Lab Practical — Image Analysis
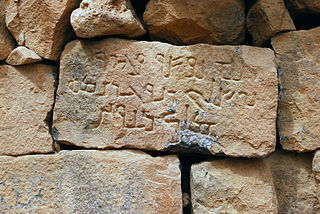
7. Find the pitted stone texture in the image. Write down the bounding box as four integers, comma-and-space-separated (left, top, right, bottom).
4, 0, 80, 61
313, 150, 320, 182
190, 159, 278, 214
272, 27, 320, 152
266, 150, 320, 213
6, 46, 42, 65
286, 0, 320, 14
0, 150, 182, 213
0, 64, 55, 155
143, 0, 245, 45
54, 38, 277, 157
247, 0, 296, 46
0, 0, 16, 60
71, 0, 146, 38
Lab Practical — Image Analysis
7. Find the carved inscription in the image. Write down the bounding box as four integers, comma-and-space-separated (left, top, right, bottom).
66, 48, 256, 136
68, 75, 97, 94
54, 39, 277, 156
155, 53, 204, 79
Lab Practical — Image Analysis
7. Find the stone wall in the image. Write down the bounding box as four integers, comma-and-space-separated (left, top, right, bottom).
0, 0, 319, 213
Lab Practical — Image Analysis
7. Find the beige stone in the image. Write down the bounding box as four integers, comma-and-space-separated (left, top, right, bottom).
4, 0, 81, 61
190, 159, 278, 213
6, 46, 42, 65
0, 64, 55, 155
247, 0, 296, 46
143, 0, 246, 45
0, 0, 16, 60
313, 150, 320, 182
313, 151, 320, 214
266, 150, 320, 213
286, 0, 320, 14
53, 38, 278, 157
271, 27, 320, 152
0, 150, 182, 213
71, 0, 146, 38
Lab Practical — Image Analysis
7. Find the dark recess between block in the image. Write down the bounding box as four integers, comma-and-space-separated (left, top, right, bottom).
180, 156, 193, 214
43, 62, 59, 133
276, 69, 283, 151
245, 0, 258, 14
290, 12, 320, 30
131, 0, 149, 21
284, 0, 320, 30
43, 60, 60, 152
130, 0, 150, 41
244, 0, 258, 46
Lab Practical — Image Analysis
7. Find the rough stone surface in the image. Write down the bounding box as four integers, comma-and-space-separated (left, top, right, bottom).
53, 38, 278, 157
313, 150, 320, 182
266, 150, 320, 213
71, 0, 146, 38
272, 27, 320, 152
4, 0, 81, 61
143, 0, 246, 45
247, 0, 296, 46
0, 64, 55, 155
190, 159, 278, 213
0, 0, 16, 60
0, 150, 182, 213
286, 0, 320, 14
6, 46, 42, 65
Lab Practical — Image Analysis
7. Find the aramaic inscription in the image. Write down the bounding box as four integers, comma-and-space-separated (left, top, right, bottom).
53, 38, 278, 157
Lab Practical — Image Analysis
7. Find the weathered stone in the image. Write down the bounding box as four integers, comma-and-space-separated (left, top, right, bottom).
286, 0, 320, 14
190, 159, 278, 213
266, 150, 320, 213
0, 0, 16, 60
313, 150, 320, 182
53, 38, 278, 157
6, 46, 42, 65
272, 27, 320, 152
247, 0, 296, 46
0, 150, 182, 213
0, 64, 55, 155
71, 0, 146, 38
4, 0, 80, 61
143, 0, 246, 45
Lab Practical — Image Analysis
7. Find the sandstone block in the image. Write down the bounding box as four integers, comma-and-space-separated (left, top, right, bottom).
266, 150, 320, 213
0, 150, 182, 213
0, 0, 16, 60
53, 38, 278, 157
71, 0, 146, 38
313, 150, 320, 182
143, 0, 246, 45
4, 0, 81, 61
271, 27, 320, 152
6, 46, 42, 65
0, 64, 55, 155
247, 0, 296, 46
190, 159, 278, 213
